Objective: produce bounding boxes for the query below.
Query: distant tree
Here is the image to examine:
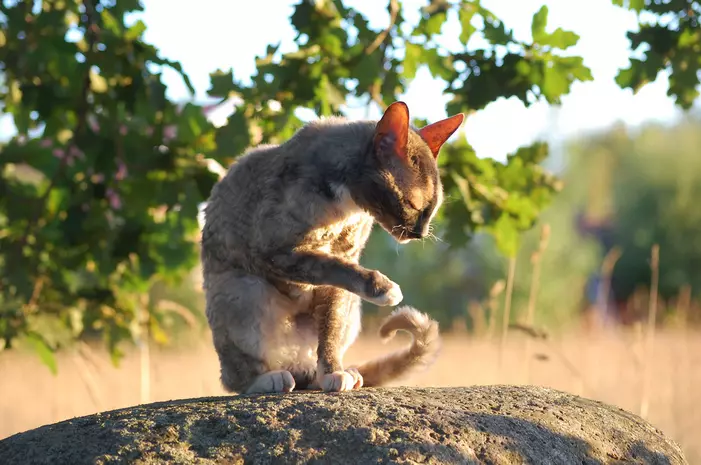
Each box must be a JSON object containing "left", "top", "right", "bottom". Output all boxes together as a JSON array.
[
  {"left": 0, "top": 0, "right": 698, "bottom": 370},
  {"left": 503, "top": 118, "right": 701, "bottom": 329}
]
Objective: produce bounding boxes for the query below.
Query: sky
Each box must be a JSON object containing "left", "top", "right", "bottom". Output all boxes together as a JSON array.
[
  {"left": 134, "top": 0, "right": 699, "bottom": 163},
  {"left": 1, "top": 0, "right": 699, "bottom": 163}
]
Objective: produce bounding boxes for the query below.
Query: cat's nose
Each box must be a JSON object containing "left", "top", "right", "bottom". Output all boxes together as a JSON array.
[
  {"left": 407, "top": 230, "right": 423, "bottom": 239},
  {"left": 409, "top": 224, "right": 429, "bottom": 239}
]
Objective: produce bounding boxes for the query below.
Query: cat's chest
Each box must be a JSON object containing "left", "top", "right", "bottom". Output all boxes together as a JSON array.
[{"left": 310, "top": 212, "right": 373, "bottom": 257}]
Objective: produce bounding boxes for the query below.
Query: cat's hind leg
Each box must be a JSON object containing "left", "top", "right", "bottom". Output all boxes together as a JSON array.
[
  {"left": 206, "top": 271, "right": 316, "bottom": 394},
  {"left": 210, "top": 337, "right": 273, "bottom": 393}
]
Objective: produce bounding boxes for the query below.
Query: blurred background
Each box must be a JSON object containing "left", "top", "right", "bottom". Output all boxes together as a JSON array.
[{"left": 1, "top": 0, "right": 700, "bottom": 462}]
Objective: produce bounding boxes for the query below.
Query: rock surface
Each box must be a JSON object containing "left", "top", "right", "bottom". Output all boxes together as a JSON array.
[{"left": 0, "top": 385, "right": 687, "bottom": 465}]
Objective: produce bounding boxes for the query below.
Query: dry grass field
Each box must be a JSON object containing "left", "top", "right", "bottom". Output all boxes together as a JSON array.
[{"left": 1, "top": 328, "right": 699, "bottom": 463}]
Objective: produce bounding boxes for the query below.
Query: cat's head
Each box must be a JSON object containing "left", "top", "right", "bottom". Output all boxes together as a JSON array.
[{"left": 362, "top": 101, "right": 464, "bottom": 244}]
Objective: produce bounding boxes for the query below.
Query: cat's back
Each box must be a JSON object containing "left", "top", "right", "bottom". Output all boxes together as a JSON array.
[
  {"left": 201, "top": 144, "right": 285, "bottom": 256},
  {"left": 202, "top": 117, "right": 375, "bottom": 264},
  {"left": 217, "top": 143, "right": 283, "bottom": 198},
  {"left": 211, "top": 117, "right": 373, "bottom": 203}
]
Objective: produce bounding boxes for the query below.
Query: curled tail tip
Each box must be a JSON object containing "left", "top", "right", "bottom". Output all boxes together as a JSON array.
[
  {"left": 379, "top": 305, "right": 439, "bottom": 340},
  {"left": 357, "top": 305, "right": 442, "bottom": 387}
]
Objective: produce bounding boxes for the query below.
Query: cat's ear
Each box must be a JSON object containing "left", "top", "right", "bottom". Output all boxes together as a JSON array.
[
  {"left": 418, "top": 113, "right": 465, "bottom": 159},
  {"left": 373, "top": 101, "right": 410, "bottom": 161}
]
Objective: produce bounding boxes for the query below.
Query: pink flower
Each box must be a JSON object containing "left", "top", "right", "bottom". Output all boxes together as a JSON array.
[
  {"left": 87, "top": 115, "right": 100, "bottom": 133},
  {"left": 69, "top": 145, "right": 85, "bottom": 160},
  {"left": 163, "top": 125, "right": 177, "bottom": 142},
  {"left": 106, "top": 188, "right": 122, "bottom": 210},
  {"left": 115, "top": 162, "right": 128, "bottom": 181},
  {"left": 40, "top": 138, "right": 52, "bottom": 148}
]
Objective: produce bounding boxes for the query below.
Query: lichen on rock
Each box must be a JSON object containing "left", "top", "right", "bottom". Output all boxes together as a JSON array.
[{"left": 0, "top": 385, "right": 687, "bottom": 464}]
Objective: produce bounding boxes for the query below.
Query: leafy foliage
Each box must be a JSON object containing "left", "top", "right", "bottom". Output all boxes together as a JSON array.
[
  {"left": 0, "top": 0, "right": 219, "bottom": 367},
  {"left": 613, "top": 0, "right": 701, "bottom": 108},
  {"left": 0, "top": 0, "right": 696, "bottom": 370},
  {"left": 207, "top": 0, "right": 589, "bottom": 258}
]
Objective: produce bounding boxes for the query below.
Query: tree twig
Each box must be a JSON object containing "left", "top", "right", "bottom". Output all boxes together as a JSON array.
[{"left": 365, "top": 0, "right": 399, "bottom": 56}]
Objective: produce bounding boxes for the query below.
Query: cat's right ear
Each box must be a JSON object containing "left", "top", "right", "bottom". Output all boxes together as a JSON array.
[{"left": 373, "top": 101, "right": 410, "bottom": 162}]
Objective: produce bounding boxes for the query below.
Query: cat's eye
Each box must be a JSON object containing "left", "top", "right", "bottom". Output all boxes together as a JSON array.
[{"left": 405, "top": 197, "right": 421, "bottom": 211}]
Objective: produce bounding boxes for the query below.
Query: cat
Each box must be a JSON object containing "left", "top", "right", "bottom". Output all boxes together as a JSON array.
[{"left": 200, "top": 101, "right": 464, "bottom": 393}]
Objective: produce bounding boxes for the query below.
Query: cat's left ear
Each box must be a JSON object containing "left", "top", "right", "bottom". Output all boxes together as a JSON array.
[
  {"left": 418, "top": 113, "right": 465, "bottom": 159},
  {"left": 373, "top": 101, "right": 410, "bottom": 161}
]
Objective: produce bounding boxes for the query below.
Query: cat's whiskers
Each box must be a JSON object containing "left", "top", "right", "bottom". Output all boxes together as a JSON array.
[
  {"left": 441, "top": 194, "right": 458, "bottom": 205},
  {"left": 396, "top": 226, "right": 409, "bottom": 255},
  {"left": 426, "top": 224, "right": 443, "bottom": 244},
  {"left": 427, "top": 231, "right": 443, "bottom": 244}
]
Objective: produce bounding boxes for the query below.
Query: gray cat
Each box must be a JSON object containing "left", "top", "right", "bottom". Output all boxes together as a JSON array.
[{"left": 201, "top": 101, "right": 464, "bottom": 393}]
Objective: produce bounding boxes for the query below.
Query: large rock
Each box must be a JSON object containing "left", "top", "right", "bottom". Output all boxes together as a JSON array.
[{"left": 0, "top": 385, "right": 686, "bottom": 464}]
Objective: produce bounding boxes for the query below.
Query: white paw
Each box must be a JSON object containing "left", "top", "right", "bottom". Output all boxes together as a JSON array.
[
  {"left": 363, "top": 280, "right": 403, "bottom": 307},
  {"left": 245, "top": 370, "right": 296, "bottom": 394},
  {"left": 320, "top": 370, "right": 361, "bottom": 392}
]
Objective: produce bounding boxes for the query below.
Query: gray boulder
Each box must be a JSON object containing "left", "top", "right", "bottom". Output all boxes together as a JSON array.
[{"left": 0, "top": 385, "right": 687, "bottom": 464}]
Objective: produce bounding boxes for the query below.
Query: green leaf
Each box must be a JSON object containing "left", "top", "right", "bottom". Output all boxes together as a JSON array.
[
  {"left": 416, "top": 11, "right": 448, "bottom": 38},
  {"left": 615, "top": 56, "right": 664, "bottom": 92},
  {"left": 630, "top": 0, "right": 646, "bottom": 12},
  {"left": 380, "top": 67, "right": 403, "bottom": 103},
  {"left": 101, "top": 10, "right": 122, "bottom": 35},
  {"left": 125, "top": 20, "right": 147, "bottom": 41},
  {"left": 26, "top": 331, "right": 57, "bottom": 375},
  {"left": 482, "top": 18, "right": 514, "bottom": 45},
  {"left": 678, "top": 28, "right": 701, "bottom": 48},
  {"left": 290, "top": 0, "right": 315, "bottom": 35},
  {"left": 559, "top": 56, "right": 593, "bottom": 81},
  {"left": 542, "top": 63, "right": 571, "bottom": 103},
  {"left": 612, "top": 0, "right": 646, "bottom": 10},
  {"left": 403, "top": 43, "right": 422, "bottom": 80},
  {"left": 459, "top": 5, "right": 477, "bottom": 44},
  {"left": 177, "top": 103, "right": 211, "bottom": 143},
  {"left": 491, "top": 214, "right": 520, "bottom": 257},
  {"left": 668, "top": 51, "right": 701, "bottom": 109},
  {"left": 215, "top": 110, "right": 251, "bottom": 159},
  {"left": 424, "top": 49, "right": 454, "bottom": 80},
  {"left": 353, "top": 51, "right": 382, "bottom": 92},
  {"left": 153, "top": 57, "right": 196, "bottom": 95},
  {"left": 541, "top": 28, "right": 580, "bottom": 49},
  {"left": 531, "top": 6, "right": 548, "bottom": 43}
]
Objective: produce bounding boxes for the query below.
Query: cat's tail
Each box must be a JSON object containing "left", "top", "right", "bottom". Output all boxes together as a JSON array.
[{"left": 354, "top": 306, "right": 441, "bottom": 387}]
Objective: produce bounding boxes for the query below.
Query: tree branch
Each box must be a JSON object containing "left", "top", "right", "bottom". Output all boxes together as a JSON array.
[
  {"left": 363, "top": 0, "right": 400, "bottom": 113},
  {"left": 364, "top": 0, "right": 399, "bottom": 56}
]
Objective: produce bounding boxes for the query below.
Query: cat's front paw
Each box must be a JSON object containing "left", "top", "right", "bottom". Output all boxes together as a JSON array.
[
  {"left": 361, "top": 271, "right": 404, "bottom": 307},
  {"left": 320, "top": 369, "right": 363, "bottom": 392},
  {"left": 245, "top": 370, "right": 296, "bottom": 394}
]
